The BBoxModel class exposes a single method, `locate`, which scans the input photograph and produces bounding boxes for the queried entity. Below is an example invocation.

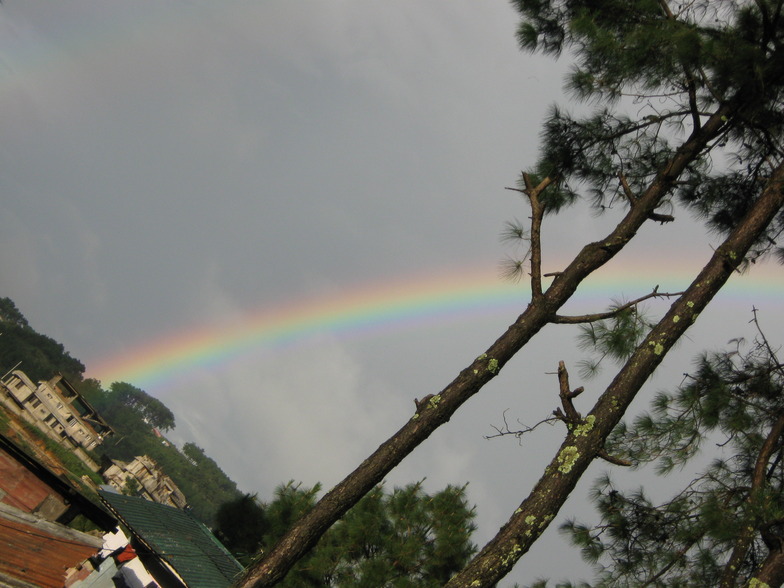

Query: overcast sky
[1,2,782,585]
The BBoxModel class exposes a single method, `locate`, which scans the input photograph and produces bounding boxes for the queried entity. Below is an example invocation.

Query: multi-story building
[0,370,113,456]
[103,455,188,510]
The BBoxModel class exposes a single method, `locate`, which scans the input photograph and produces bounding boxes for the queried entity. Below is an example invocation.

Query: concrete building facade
[0,370,112,469]
[103,455,189,510]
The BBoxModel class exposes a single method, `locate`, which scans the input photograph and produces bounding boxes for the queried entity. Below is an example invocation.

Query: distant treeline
[0,297,241,525]
[0,297,86,383]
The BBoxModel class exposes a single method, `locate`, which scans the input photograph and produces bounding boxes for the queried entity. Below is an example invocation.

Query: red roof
[0,507,101,588]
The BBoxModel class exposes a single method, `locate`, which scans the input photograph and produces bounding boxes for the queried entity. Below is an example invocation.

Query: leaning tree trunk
[444,160,784,587]
[235,107,733,588]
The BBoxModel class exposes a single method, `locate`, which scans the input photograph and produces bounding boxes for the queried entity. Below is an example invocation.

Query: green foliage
[0,297,86,384]
[562,323,784,586]
[0,298,29,328]
[106,382,176,431]
[222,481,477,586]
[214,493,268,566]
[576,304,654,379]
[122,476,141,496]
[6,417,103,487]
[507,0,784,262]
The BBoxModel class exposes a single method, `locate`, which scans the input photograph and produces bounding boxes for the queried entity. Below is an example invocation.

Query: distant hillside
[0,298,86,384]
[0,297,242,525]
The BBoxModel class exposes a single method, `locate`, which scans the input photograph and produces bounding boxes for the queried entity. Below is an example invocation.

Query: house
[0,432,117,529]
[0,431,177,587]
[103,455,189,509]
[99,489,245,588]
[0,500,169,588]
[0,432,129,587]
[0,501,108,588]
[0,370,113,470]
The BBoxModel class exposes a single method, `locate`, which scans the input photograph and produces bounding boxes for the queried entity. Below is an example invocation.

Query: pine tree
[556,311,784,587]
[224,482,476,587]
[239,2,784,585]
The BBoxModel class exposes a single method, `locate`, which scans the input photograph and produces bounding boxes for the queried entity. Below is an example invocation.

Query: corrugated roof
[0,432,118,531]
[98,490,244,588]
[0,503,102,588]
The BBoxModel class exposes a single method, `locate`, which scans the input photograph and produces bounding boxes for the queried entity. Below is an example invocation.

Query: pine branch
[505,174,552,298]
[618,173,675,224]
[596,450,632,467]
[584,109,693,144]
[719,411,784,588]
[657,0,703,132]
[751,306,784,381]
[639,541,696,587]
[552,286,683,325]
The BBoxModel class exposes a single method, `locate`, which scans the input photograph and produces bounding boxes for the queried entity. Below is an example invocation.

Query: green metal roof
[98,490,244,588]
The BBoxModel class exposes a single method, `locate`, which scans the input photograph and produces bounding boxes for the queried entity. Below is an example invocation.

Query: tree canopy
[238,1,784,586]
[0,296,86,384]
[107,381,176,432]
[555,313,784,587]
[221,481,476,587]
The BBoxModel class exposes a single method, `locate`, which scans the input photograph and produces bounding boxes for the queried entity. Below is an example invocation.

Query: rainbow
[89,258,783,391]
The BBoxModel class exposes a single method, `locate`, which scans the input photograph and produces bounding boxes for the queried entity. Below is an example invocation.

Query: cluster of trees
[0,297,86,383]
[102,381,175,432]
[217,481,476,587]
[236,1,784,586]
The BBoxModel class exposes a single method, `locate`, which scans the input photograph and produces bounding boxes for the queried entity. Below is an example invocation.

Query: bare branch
[556,361,583,423]
[444,158,784,588]
[522,174,551,300]
[503,176,551,290]
[413,394,435,413]
[484,409,558,442]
